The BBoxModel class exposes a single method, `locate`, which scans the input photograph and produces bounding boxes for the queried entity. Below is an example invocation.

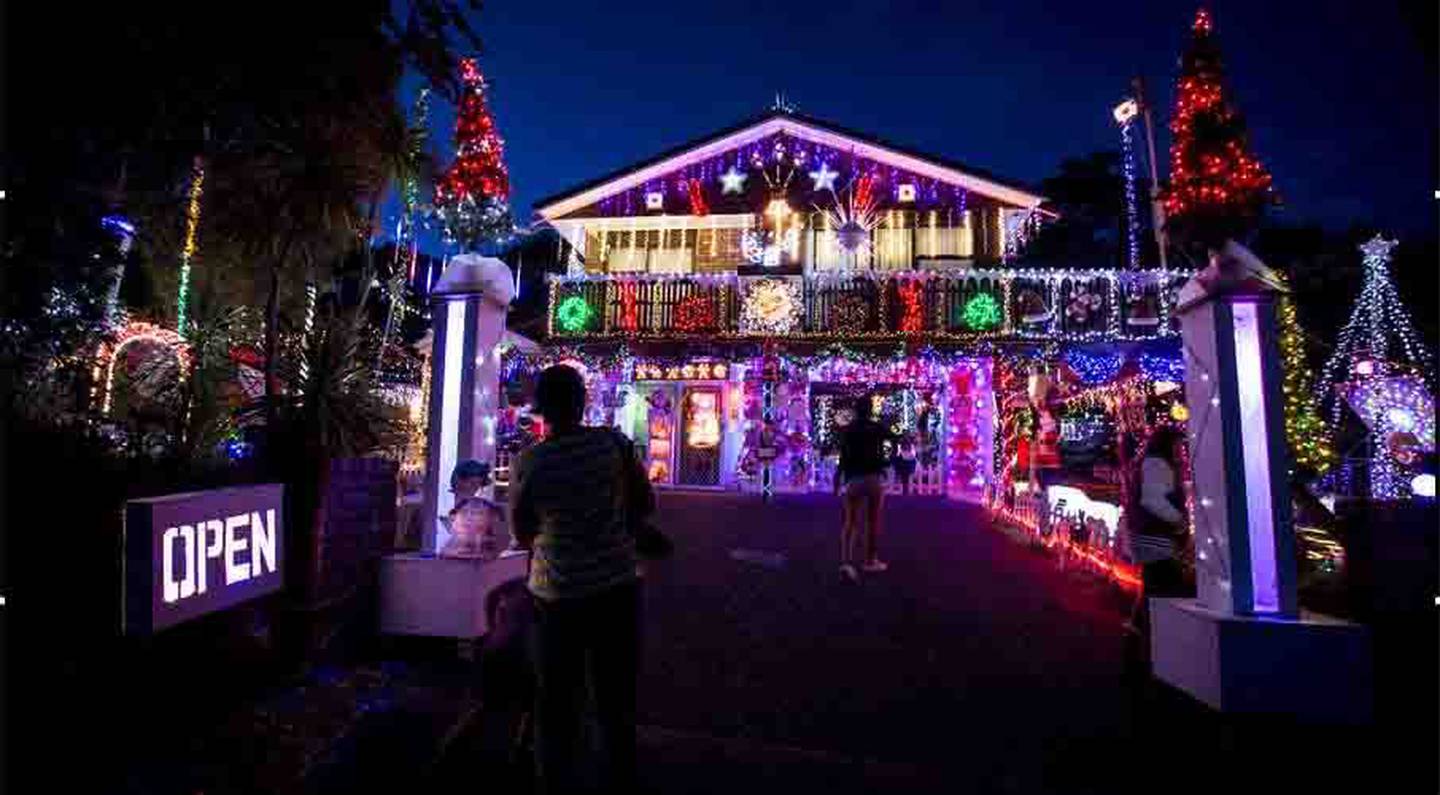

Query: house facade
[503,108,1188,568]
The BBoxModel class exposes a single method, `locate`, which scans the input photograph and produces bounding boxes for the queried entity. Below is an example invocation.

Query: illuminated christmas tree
[1319,236,1435,500]
[435,58,514,250]
[1320,236,1436,416]
[1161,8,1273,247]
[1275,287,1334,475]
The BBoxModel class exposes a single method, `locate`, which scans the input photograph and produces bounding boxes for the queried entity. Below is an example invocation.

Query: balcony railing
[547,269,1189,342]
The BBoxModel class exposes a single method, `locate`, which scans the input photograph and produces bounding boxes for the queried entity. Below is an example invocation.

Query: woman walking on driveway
[833,395,897,581]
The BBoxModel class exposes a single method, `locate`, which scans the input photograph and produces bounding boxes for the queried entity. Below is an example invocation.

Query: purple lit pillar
[421,254,516,552]
[1176,257,1296,617]
[1153,242,1370,722]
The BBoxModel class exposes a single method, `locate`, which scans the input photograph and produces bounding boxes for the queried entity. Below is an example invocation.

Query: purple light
[1232,301,1281,613]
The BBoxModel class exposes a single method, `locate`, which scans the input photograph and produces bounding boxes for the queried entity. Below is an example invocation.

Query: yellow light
[765,198,792,228]
[1170,403,1190,422]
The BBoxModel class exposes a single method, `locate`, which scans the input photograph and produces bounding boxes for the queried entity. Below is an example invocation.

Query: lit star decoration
[808,162,838,192]
[556,296,596,333]
[719,166,747,195]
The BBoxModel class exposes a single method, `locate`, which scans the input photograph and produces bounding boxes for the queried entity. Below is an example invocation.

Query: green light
[556,296,595,333]
[961,293,1002,331]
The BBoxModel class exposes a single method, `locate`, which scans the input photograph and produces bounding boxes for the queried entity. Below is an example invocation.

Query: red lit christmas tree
[1162,8,1273,247]
[435,58,514,249]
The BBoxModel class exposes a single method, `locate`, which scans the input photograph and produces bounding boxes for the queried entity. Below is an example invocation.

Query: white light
[1412,474,1436,498]
[897,184,916,203]
[0,189,6,200]
[1386,407,1416,431]
[1210,397,1220,406]
[1200,497,1213,508]
[808,163,838,192]
[1113,98,1139,125]
[645,191,665,210]
[719,166,747,195]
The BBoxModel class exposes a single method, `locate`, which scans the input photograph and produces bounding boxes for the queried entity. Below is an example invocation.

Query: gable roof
[535,110,1046,220]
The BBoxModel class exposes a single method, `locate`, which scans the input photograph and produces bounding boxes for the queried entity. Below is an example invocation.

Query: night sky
[404,0,1437,244]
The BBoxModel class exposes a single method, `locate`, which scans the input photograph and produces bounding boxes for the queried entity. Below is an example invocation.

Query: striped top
[509,428,638,601]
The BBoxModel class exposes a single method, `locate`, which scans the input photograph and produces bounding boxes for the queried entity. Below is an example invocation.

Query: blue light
[1119,119,1141,269]
[1139,352,1185,382]
[1066,350,1125,385]
[101,215,136,236]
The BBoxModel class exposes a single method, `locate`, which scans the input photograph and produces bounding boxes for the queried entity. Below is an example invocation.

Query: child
[438,460,497,557]
[442,495,507,559]
[891,437,918,495]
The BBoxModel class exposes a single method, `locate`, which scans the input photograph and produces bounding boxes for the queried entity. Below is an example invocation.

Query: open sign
[124,484,285,634]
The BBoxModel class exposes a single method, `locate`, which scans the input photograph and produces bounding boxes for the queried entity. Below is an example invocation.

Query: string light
[1161,8,1272,234]
[547,268,1189,341]
[1274,289,1334,474]
[1064,350,1126,386]
[91,321,193,414]
[556,295,596,333]
[1320,236,1436,419]
[740,278,802,335]
[1116,105,1142,269]
[435,58,513,249]
[176,158,205,337]
[960,292,1003,331]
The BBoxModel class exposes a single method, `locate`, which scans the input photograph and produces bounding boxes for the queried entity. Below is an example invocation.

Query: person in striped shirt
[510,364,651,794]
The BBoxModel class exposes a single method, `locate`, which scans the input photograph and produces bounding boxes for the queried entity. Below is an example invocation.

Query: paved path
[625,493,1373,794]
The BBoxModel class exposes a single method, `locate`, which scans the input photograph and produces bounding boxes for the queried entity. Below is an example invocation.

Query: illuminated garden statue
[435,58,515,251]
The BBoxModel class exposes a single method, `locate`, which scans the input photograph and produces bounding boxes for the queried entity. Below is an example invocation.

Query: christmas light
[435,58,513,249]
[91,321,193,414]
[176,158,205,336]
[1138,352,1185,382]
[808,162,838,192]
[740,278,802,335]
[1161,8,1272,238]
[1275,289,1334,474]
[547,268,1189,341]
[719,166,747,195]
[960,293,1003,331]
[1064,350,1125,386]
[556,296,596,333]
[618,282,640,332]
[1320,236,1436,415]
[897,279,925,333]
[674,294,718,333]
[686,178,709,215]
[1116,104,1142,269]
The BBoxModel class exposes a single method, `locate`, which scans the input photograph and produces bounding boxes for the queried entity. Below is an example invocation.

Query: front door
[677,387,723,486]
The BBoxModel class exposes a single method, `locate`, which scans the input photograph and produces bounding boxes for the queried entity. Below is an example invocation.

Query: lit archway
[91,322,193,414]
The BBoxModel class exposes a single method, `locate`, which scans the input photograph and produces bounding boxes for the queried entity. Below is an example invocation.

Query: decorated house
[498,109,1190,581]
